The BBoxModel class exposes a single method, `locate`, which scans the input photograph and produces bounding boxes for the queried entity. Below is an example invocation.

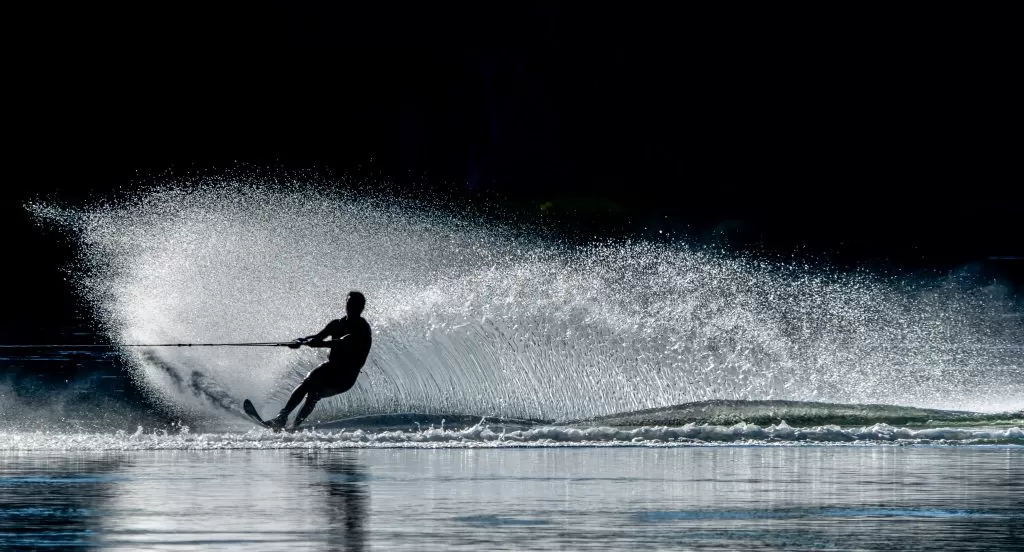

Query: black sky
[3,3,1020,335]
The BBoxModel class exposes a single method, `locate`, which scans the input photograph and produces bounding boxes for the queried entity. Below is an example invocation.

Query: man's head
[346,291,366,316]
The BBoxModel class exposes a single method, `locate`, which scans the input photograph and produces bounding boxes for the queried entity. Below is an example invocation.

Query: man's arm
[306,321,336,344]
[304,328,369,350]
[288,321,337,348]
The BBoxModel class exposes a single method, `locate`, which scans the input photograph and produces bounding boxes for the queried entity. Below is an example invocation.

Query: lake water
[1,445,1020,551]
[5,179,1022,550]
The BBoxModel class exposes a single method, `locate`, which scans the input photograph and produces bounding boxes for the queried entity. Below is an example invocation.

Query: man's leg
[268,364,328,428]
[292,389,326,429]
[292,369,360,429]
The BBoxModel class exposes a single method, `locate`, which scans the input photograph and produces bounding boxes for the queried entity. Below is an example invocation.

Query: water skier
[265,291,373,430]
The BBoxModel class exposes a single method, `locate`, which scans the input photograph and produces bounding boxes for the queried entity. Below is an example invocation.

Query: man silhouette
[266,291,372,430]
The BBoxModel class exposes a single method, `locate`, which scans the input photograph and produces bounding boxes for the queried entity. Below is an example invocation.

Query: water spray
[22,176,1024,422]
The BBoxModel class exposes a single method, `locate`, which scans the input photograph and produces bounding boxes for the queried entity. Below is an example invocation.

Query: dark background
[3,3,1020,340]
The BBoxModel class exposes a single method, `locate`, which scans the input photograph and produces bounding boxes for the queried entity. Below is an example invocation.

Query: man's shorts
[304,362,361,396]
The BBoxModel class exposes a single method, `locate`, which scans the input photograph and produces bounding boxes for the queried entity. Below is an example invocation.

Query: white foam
[2,421,1020,451]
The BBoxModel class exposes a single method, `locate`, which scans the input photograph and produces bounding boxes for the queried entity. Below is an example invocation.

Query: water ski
[243,399,283,431]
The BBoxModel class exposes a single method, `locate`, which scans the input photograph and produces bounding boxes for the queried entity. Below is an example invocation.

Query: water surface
[2,446,1020,551]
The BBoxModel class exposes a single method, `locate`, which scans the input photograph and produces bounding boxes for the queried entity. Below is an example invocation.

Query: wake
[22,175,1024,426]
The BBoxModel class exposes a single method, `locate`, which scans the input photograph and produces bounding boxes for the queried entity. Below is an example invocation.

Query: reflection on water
[302,452,368,552]
[0,453,127,550]
[0,447,1021,551]
[0,450,368,552]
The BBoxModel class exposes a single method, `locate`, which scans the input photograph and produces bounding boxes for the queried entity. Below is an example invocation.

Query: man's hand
[287,337,308,349]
